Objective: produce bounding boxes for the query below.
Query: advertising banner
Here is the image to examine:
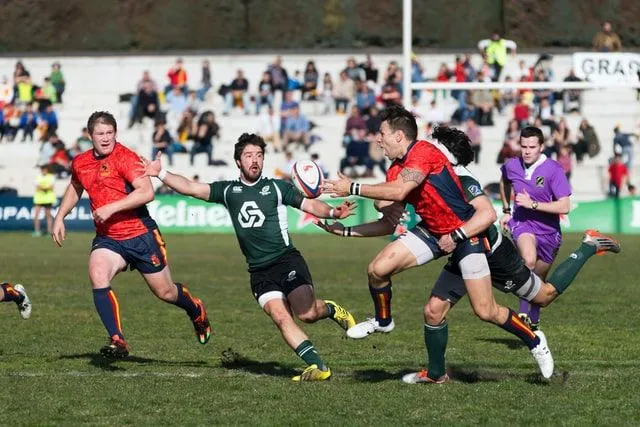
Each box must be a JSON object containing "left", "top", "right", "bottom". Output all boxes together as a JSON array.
[{"left": 573, "top": 52, "right": 640, "bottom": 83}]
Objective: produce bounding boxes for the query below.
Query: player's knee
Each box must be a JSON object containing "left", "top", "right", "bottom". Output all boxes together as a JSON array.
[
  {"left": 424, "top": 300, "right": 447, "bottom": 325},
  {"left": 155, "top": 286, "right": 176, "bottom": 302},
  {"left": 523, "top": 256, "right": 536, "bottom": 270},
  {"left": 297, "top": 308, "right": 319, "bottom": 324},
  {"left": 471, "top": 302, "right": 498, "bottom": 323},
  {"left": 367, "top": 260, "right": 390, "bottom": 284}
]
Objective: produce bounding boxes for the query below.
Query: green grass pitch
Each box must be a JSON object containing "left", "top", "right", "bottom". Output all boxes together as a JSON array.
[{"left": 1, "top": 231, "right": 639, "bottom": 425}]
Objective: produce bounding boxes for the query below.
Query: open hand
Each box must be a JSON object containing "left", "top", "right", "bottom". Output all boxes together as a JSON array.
[
  {"left": 322, "top": 172, "right": 353, "bottom": 198},
  {"left": 332, "top": 200, "right": 357, "bottom": 219}
]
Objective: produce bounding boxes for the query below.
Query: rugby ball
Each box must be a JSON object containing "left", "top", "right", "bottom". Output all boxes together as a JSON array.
[{"left": 292, "top": 160, "right": 323, "bottom": 198}]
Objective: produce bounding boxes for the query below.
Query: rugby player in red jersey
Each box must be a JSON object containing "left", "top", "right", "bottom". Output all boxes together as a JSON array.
[
  {"left": 52, "top": 111, "right": 211, "bottom": 359},
  {"left": 323, "top": 105, "right": 554, "bottom": 381}
]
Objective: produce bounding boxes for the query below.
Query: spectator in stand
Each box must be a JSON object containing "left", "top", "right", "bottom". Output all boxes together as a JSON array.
[
  {"left": 462, "top": 53, "right": 477, "bottom": 82},
  {"left": 556, "top": 145, "right": 573, "bottom": 181},
  {"left": 497, "top": 119, "right": 522, "bottom": 164},
  {"left": 69, "top": 127, "right": 92, "bottom": 158},
  {"left": 39, "top": 104, "right": 58, "bottom": 135},
  {"left": 15, "top": 76, "right": 34, "bottom": 106},
  {"left": 13, "top": 61, "right": 30, "bottom": 84},
  {"left": 340, "top": 129, "right": 373, "bottom": 178},
  {"left": 537, "top": 97, "right": 556, "bottom": 129},
  {"left": 548, "top": 117, "right": 571, "bottom": 158},
  {"left": 176, "top": 110, "right": 196, "bottom": 147},
  {"left": 424, "top": 100, "right": 446, "bottom": 125},
  {"left": 274, "top": 151, "right": 296, "bottom": 182},
  {"left": 19, "top": 103, "right": 37, "bottom": 142},
  {"left": 310, "top": 153, "right": 329, "bottom": 179},
  {"left": 256, "top": 71, "right": 274, "bottom": 115},
  {"left": 575, "top": 119, "right": 600, "bottom": 162},
  {"left": 367, "top": 130, "right": 387, "bottom": 176},
  {"left": 152, "top": 119, "right": 174, "bottom": 166},
  {"left": 268, "top": 55, "right": 289, "bottom": 93},
  {"left": 129, "top": 80, "right": 160, "bottom": 127},
  {"left": 280, "top": 90, "right": 300, "bottom": 131},
  {"left": 186, "top": 90, "right": 201, "bottom": 115},
  {"left": 166, "top": 85, "right": 188, "bottom": 119},
  {"left": 0, "top": 76, "right": 14, "bottom": 107},
  {"left": 380, "top": 76, "right": 402, "bottom": 108},
  {"left": 345, "top": 106, "right": 366, "bottom": 134},
  {"left": 515, "top": 59, "right": 531, "bottom": 81},
  {"left": 562, "top": 69, "right": 582, "bottom": 113},
  {"left": 321, "top": 73, "right": 334, "bottom": 115},
  {"left": 360, "top": 54, "right": 379, "bottom": 85},
  {"left": 302, "top": 61, "right": 319, "bottom": 100},
  {"left": 1, "top": 103, "right": 19, "bottom": 141},
  {"left": 466, "top": 118, "right": 482, "bottom": 164},
  {"left": 477, "top": 31, "right": 517, "bottom": 81},
  {"left": 223, "top": 69, "right": 250, "bottom": 116},
  {"left": 470, "top": 73, "right": 494, "bottom": 126},
  {"left": 287, "top": 70, "right": 303, "bottom": 95},
  {"left": 500, "top": 76, "right": 517, "bottom": 109},
  {"left": 383, "top": 61, "right": 402, "bottom": 86},
  {"left": 198, "top": 60, "right": 212, "bottom": 101},
  {"left": 355, "top": 81, "right": 376, "bottom": 116},
  {"left": 128, "top": 71, "right": 158, "bottom": 125},
  {"left": 613, "top": 125, "right": 635, "bottom": 172},
  {"left": 37, "top": 133, "right": 57, "bottom": 166},
  {"left": 257, "top": 105, "right": 282, "bottom": 152},
  {"left": 282, "top": 106, "right": 311, "bottom": 151},
  {"left": 50, "top": 62, "right": 65, "bottom": 104},
  {"left": 190, "top": 111, "right": 220, "bottom": 166},
  {"left": 166, "top": 58, "right": 188, "bottom": 94},
  {"left": 532, "top": 69, "right": 554, "bottom": 106},
  {"left": 410, "top": 53, "right": 425, "bottom": 100},
  {"left": 593, "top": 21, "right": 622, "bottom": 52},
  {"left": 514, "top": 95, "right": 531, "bottom": 127},
  {"left": 50, "top": 139, "right": 71, "bottom": 178},
  {"left": 366, "top": 106, "right": 381, "bottom": 135},
  {"left": 34, "top": 78, "right": 57, "bottom": 112},
  {"left": 333, "top": 71, "right": 355, "bottom": 114},
  {"left": 608, "top": 153, "right": 628, "bottom": 197},
  {"left": 33, "top": 164, "right": 56, "bottom": 237},
  {"left": 434, "top": 62, "right": 451, "bottom": 101},
  {"left": 344, "top": 57, "right": 365, "bottom": 82}
]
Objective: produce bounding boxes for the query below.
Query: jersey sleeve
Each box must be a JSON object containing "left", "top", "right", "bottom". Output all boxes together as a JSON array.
[
  {"left": 500, "top": 162, "right": 510, "bottom": 181},
  {"left": 118, "top": 148, "right": 146, "bottom": 184},
  {"left": 208, "top": 181, "right": 232, "bottom": 204},
  {"left": 274, "top": 180, "right": 304, "bottom": 208},
  {"left": 459, "top": 175, "right": 485, "bottom": 201},
  {"left": 403, "top": 144, "right": 438, "bottom": 176},
  {"left": 550, "top": 165, "right": 572, "bottom": 199}
]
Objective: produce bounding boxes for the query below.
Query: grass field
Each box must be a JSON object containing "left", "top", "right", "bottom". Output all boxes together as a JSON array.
[{"left": 1, "top": 231, "right": 640, "bottom": 425}]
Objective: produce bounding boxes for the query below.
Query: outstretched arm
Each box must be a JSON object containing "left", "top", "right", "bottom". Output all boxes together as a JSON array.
[
  {"left": 323, "top": 169, "right": 425, "bottom": 202},
  {"left": 300, "top": 198, "right": 356, "bottom": 220},
  {"left": 316, "top": 201, "right": 405, "bottom": 238},
  {"left": 142, "top": 152, "right": 210, "bottom": 200}
]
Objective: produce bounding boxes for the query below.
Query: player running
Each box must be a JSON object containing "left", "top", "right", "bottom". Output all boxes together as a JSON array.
[
  {"left": 52, "top": 111, "right": 211, "bottom": 359},
  {"left": 500, "top": 126, "right": 572, "bottom": 330},
  {"left": 322, "top": 106, "right": 554, "bottom": 379},
  {"left": 141, "top": 133, "right": 356, "bottom": 382},
  {"left": 319, "top": 125, "right": 620, "bottom": 383},
  {"left": 0, "top": 282, "right": 31, "bottom": 319}
]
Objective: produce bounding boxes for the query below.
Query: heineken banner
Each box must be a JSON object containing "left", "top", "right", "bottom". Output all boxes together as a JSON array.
[{"left": 1, "top": 196, "right": 638, "bottom": 234}]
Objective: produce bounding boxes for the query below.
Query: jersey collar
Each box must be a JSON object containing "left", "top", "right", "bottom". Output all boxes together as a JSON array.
[
  {"left": 240, "top": 175, "right": 264, "bottom": 186},
  {"left": 399, "top": 140, "right": 418, "bottom": 163}
]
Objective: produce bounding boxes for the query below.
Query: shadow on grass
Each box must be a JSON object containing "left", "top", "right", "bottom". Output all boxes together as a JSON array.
[
  {"left": 219, "top": 348, "right": 298, "bottom": 378},
  {"left": 351, "top": 368, "right": 416, "bottom": 383},
  {"left": 449, "top": 364, "right": 553, "bottom": 386},
  {"left": 59, "top": 353, "right": 211, "bottom": 372},
  {"left": 478, "top": 337, "right": 526, "bottom": 350}
]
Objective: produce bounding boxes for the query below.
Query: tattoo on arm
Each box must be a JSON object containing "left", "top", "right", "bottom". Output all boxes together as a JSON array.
[{"left": 399, "top": 167, "right": 426, "bottom": 185}]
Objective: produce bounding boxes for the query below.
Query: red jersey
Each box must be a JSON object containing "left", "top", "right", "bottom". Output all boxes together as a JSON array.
[
  {"left": 386, "top": 140, "right": 475, "bottom": 236},
  {"left": 609, "top": 162, "right": 628, "bottom": 187},
  {"left": 71, "top": 142, "right": 157, "bottom": 240}
]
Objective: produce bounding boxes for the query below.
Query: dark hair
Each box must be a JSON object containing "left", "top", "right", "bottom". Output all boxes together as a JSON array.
[
  {"left": 87, "top": 111, "right": 117, "bottom": 135},
  {"left": 378, "top": 105, "right": 418, "bottom": 141},
  {"left": 519, "top": 126, "right": 544, "bottom": 145},
  {"left": 234, "top": 133, "right": 266, "bottom": 161},
  {"left": 432, "top": 126, "right": 474, "bottom": 166}
]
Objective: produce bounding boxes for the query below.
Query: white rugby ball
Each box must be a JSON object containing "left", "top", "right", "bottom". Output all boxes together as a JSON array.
[{"left": 291, "top": 160, "right": 323, "bottom": 198}]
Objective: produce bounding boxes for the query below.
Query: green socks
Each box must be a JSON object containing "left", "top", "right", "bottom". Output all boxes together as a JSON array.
[
  {"left": 425, "top": 321, "right": 448, "bottom": 380},
  {"left": 548, "top": 243, "right": 597, "bottom": 294},
  {"left": 295, "top": 340, "right": 326, "bottom": 371}
]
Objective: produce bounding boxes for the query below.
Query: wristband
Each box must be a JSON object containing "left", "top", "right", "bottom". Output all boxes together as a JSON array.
[
  {"left": 502, "top": 206, "right": 511, "bottom": 214},
  {"left": 342, "top": 226, "right": 353, "bottom": 237},
  {"left": 450, "top": 227, "right": 468, "bottom": 244},
  {"left": 329, "top": 208, "right": 336, "bottom": 219},
  {"left": 349, "top": 182, "right": 361, "bottom": 196},
  {"left": 158, "top": 169, "right": 168, "bottom": 181}
]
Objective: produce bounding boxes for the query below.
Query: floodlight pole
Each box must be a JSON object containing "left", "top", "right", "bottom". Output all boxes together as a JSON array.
[{"left": 402, "top": 0, "right": 412, "bottom": 109}]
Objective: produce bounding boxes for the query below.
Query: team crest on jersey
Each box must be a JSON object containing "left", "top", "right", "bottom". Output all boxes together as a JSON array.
[
  {"left": 151, "top": 254, "right": 161, "bottom": 267},
  {"left": 99, "top": 163, "right": 110, "bottom": 177},
  {"left": 286, "top": 270, "right": 297, "bottom": 282},
  {"left": 467, "top": 185, "right": 483, "bottom": 197},
  {"left": 259, "top": 185, "right": 271, "bottom": 196},
  {"left": 232, "top": 186, "right": 243, "bottom": 193},
  {"left": 535, "top": 176, "right": 545, "bottom": 187}
]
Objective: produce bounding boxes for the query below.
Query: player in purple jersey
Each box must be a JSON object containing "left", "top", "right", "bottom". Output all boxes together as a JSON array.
[{"left": 499, "top": 126, "right": 571, "bottom": 330}]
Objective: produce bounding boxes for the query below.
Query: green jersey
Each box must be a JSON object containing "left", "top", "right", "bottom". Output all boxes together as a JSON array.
[
  {"left": 208, "top": 176, "right": 304, "bottom": 270},
  {"left": 456, "top": 166, "right": 502, "bottom": 252}
]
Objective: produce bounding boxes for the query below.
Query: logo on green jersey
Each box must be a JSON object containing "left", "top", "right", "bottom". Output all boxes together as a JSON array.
[{"left": 238, "top": 201, "right": 265, "bottom": 228}]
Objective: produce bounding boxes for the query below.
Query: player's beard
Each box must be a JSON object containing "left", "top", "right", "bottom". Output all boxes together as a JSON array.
[{"left": 241, "top": 163, "right": 262, "bottom": 183}]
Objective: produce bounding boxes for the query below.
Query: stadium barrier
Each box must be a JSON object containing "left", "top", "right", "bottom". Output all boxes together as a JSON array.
[{"left": 1, "top": 195, "right": 639, "bottom": 234}]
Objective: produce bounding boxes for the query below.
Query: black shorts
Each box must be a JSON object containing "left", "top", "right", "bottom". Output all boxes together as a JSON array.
[
  {"left": 91, "top": 228, "right": 168, "bottom": 274},
  {"left": 249, "top": 250, "right": 313, "bottom": 307},
  {"left": 35, "top": 203, "right": 53, "bottom": 208}
]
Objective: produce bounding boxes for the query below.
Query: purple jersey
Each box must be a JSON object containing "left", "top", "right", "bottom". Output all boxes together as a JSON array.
[{"left": 501, "top": 154, "right": 572, "bottom": 235}]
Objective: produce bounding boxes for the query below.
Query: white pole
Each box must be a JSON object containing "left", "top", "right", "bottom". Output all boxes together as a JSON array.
[{"left": 402, "top": 0, "right": 412, "bottom": 109}]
